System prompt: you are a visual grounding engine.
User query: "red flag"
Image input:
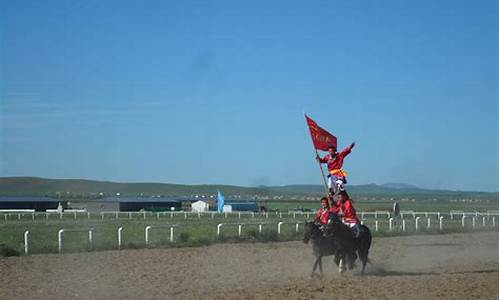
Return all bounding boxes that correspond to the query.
[305,115,337,151]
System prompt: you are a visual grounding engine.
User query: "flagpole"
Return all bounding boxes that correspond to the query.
[304,114,329,195]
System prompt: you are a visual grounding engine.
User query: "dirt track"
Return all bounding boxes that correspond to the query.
[0,232,498,300]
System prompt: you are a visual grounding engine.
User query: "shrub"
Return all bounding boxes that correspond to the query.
[179,232,190,243]
[0,244,20,257]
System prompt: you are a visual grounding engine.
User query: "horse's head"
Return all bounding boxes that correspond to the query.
[324,214,349,235]
[303,221,322,244]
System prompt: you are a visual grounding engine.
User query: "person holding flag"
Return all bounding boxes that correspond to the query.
[305,114,355,195]
[316,142,355,194]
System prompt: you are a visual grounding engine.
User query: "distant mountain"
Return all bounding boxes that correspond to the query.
[0,177,497,201]
[381,183,421,189]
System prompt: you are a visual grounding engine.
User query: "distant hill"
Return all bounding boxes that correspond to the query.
[0,177,497,201]
[381,183,421,189]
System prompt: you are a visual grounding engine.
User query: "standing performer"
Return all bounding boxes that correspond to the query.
[316,142,355,194]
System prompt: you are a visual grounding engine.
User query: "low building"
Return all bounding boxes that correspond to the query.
[191,200,209,212]
[225,202,258,212]
[91,197,184,212]
[0,196,66,212]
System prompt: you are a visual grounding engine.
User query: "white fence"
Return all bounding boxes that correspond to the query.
[3,210,498,223]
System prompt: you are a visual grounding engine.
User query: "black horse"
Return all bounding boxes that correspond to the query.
[325,214,372,275]
[303,221,356,276]
[303,218,372,275]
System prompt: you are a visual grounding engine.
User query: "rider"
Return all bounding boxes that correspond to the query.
[331,190,362,238]
[314,197,331,226]
[316,142,355,195]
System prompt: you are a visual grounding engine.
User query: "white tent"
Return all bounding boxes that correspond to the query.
[223,204,232,212]
[191,200,209,212]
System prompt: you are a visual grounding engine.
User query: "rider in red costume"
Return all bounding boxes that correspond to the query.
[331,190,362,238]
[315,197,331,225]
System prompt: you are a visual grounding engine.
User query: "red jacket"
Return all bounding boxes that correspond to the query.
[331,199,359,224]
[315,207,331,225]
[319,146,352,175]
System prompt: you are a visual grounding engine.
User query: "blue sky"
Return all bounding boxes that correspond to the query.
[1,0,498,191]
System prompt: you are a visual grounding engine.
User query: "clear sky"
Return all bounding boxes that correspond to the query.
[1,0,498,191]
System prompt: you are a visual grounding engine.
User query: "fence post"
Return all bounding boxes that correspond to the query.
[128,212,132,220]
[101,212,104,220]
[238,224,242,237]
[279,212,282,218]
[295,223,299,233]
[87,212,91,219]
[375,220,379,232]
[493,217,496,227]
[482,216,486,227]
[217,224,223,236]
[24,231,30,255]
[238,212,241,219]
[170,226,174,242]
[88,229,93,248]
[118,227,123,250]
[389,218,393,231]
[259,224,263,233]
[145,226,152,245]
[439,216,444,230]
[74,212,77,220]
[472,217,476,229]
[461,216,466,228]
[427,218,431,229]
[402,219,406,231]
[278,222,283,235]
[375,212,378,219]
[58,229,64,254]
[415,217,420,231]
[437,212,440,220]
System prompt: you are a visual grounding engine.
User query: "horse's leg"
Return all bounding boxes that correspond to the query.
[318,256,323,275]
[339,257,346,273]
[360,251,368,275]
[311,256,321,277]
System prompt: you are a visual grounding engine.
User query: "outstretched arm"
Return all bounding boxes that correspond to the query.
[339,142,355,157]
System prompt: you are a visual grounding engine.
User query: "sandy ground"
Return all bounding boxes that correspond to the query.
[0,232,498,300]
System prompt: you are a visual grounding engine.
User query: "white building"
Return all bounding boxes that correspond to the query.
[191,200,209,212]
[223,204,232,212]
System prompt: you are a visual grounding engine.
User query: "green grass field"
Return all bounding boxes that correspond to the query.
[0,209,497,256]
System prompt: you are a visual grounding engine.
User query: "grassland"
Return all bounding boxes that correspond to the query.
[0,209,497,256]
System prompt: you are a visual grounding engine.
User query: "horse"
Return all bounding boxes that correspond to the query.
[303,221,356,276]
[324,214,372,275]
